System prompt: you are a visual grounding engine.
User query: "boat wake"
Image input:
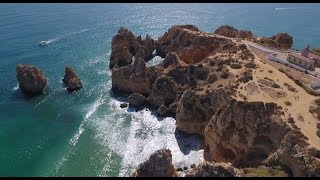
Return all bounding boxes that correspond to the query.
[39,28,91,46]
[274,7,298,11]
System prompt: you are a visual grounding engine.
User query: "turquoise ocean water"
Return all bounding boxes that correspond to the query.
[0,3,319,176]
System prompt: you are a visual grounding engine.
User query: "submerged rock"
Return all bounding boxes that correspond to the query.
[62,66,82,91]
[127,93,146,107]
[16,64,47,96]
[131,148,177,177]
[120,103,128,108]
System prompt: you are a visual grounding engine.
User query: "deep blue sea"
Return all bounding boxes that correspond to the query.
[0,3,319,177]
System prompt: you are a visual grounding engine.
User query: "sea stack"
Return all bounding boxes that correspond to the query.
[62,66,82,92]
[16,64,47,96]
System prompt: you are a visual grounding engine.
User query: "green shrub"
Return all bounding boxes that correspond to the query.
[268,70,273,73]
[209,60,216,66]
[284,101,292,106]
[309,147,320,159]
[315,99,320,106]
[317,130,320,138]
[317,123,320,129]
[230,63,242,69]
[244,61,257,69]
[272,83,281,88]
[279,68,285,73]
[208,74,217,83]
[220,71,229,79]
[194,67,209,80]
[243,166,288,177]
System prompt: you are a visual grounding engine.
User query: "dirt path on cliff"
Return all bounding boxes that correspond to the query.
[236,40,320,149]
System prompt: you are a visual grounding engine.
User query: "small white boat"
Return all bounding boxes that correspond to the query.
[39,40,48,46]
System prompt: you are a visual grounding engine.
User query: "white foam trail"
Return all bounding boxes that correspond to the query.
[41,28,92,46]
[69,97,105,146]
[274,7,298,11]
[85,97,105,119]
[12,83,19,91]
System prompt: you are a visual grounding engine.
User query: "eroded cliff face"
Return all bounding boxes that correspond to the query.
[111,58,151,96]
[109,27,156,69]
[156,25,237,64]
[204,99,288,166]
[131,148,177,177]
[16,64,47,96]
[176,88,229,135]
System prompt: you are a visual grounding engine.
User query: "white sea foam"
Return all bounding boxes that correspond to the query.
[12,83,19,91]
[118,108,204,176]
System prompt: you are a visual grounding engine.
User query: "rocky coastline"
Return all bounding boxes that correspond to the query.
[109,25,320,177]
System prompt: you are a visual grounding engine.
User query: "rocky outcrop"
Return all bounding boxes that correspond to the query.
[111,58,151,95]
[267,131,320,177]
[186,162,243,177]
[156,25,236,64]
[109,27,156,69]
[16,64,47,96]
[62,66,82,91]
[215,25,239,38]
[175,88,228,135]
[127,93,146,107]
[204,99,289,167]
[147,76,177,108]
[255,33,293,50]
[131,148,176,177]
[157,105,169,116]
[214,25,253,39]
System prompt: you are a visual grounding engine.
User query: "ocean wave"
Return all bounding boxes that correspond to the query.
[274,7,298,11]
[118,108,204,177]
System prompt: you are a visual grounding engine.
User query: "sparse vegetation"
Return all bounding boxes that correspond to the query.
[243,166,288,177]
[284,101,292,106]
[279,68,285,73]
[288,117,294,124]
[208,74,217,84]
[194,67,209,80]
[309,147,320,159]
[268,70,273,73]
[315,99,320,106]
[272,83,280,88]
[230,63,242,69]
[209,60,216,66]
[220,71,229,79]
[244,61,257,69]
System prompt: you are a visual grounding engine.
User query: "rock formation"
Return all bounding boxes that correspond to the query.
[255,33,293,50]
[109,27,156,69]
[16,64,47,96]
[111,58,151,96]
[175,88,228,135]
[147,76,177,108]
[62,66,82,91]
[131,148,177,177]
[204,99,288,166]
[127,93,146,107]
[186,162,244,177]
[215,25,253,39]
